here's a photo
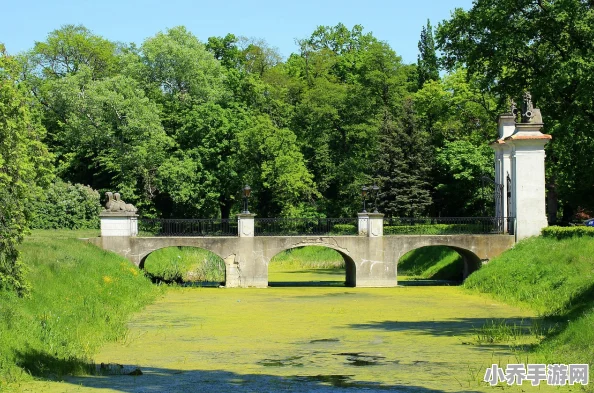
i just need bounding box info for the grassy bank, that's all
[397,246,463,280]
[269,246,344,270]
[144,246,346,285]
[144,247,225,284]
[0,230,160,386]
[464,234,594,367]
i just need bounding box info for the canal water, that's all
[18,271,544,393]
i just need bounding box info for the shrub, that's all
[29,180,101,230]
[330,224,357,235]
[541,225,594,240]
[384,224,482,235]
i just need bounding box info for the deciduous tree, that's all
[0,45,52,294]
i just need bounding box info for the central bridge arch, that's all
[266,243,357,287]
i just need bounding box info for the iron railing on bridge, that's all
[254,217,359,236]
[137,216,514,237]
[383,217,515,235]
[139,218,237,237]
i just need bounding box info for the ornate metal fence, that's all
[136,216,514,237]
[382,217,515,235]
[254,217,358,236]
[138,218,237,237]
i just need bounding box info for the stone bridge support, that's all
[88,234,515,288]
[89,197,515,288]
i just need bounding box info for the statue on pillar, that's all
[511,92,543,124]
[103,192,137,213]
[521,92,534,123]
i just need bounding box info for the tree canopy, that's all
[436,0,594,220]
[7,22,510,223]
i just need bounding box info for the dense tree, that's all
[289,24,415,216]
[433,140,494,216]
[27,24,118,80]
[6,21,529,230]
[42,68,172,211]
[374,99,432,216]
[206,33,243,69]
[437,0,594,220]
[417,20,439,89]
[414,69,498,216]
[0,45,52,294]
[128,29,316,218]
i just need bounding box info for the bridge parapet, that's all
[129,216,514,238]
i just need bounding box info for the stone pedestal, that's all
[367,213,384,237]
[358,213,369,236]
[100,212,138,237]
[358,213,384,237]
[237,213,256,237]
[493,114,515,220]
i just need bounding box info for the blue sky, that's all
[1,0,473,64]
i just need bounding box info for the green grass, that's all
[0,230,160,386]
[397,246,463,280]
[464,235,594,369]
[268,246,346,284]
[465,236,594,317]
[143,247,225,284]
[143,246,346,285]
[269,246,345,270]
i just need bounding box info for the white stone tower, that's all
[491,93,551,240]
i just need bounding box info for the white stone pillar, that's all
[100,212,138,237]
[367,213,384,237]
[237,213,256,237]
[507,122,551,240]
[357,213,369,236]
[491,114,516,231]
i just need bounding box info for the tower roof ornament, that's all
[511,91,542,124]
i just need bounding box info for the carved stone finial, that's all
[521,91,535,123]
[510,99,517,116]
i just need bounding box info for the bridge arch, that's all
[139,246,227,271]
[396,242,482,281]
[266,243,357,287]
[139,245,227,285]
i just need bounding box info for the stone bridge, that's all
[88,231,514,288]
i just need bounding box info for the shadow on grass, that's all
[397,246,461,276]
[535,281,594,344]
[427,259,464,281]
[15,355,464,392]
[551,281,594,321]
[14,349,95,379]
[273,268,346,276]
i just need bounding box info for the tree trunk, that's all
[546,180,558,225]
[561,201,575,225]
[220,199,233,220]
